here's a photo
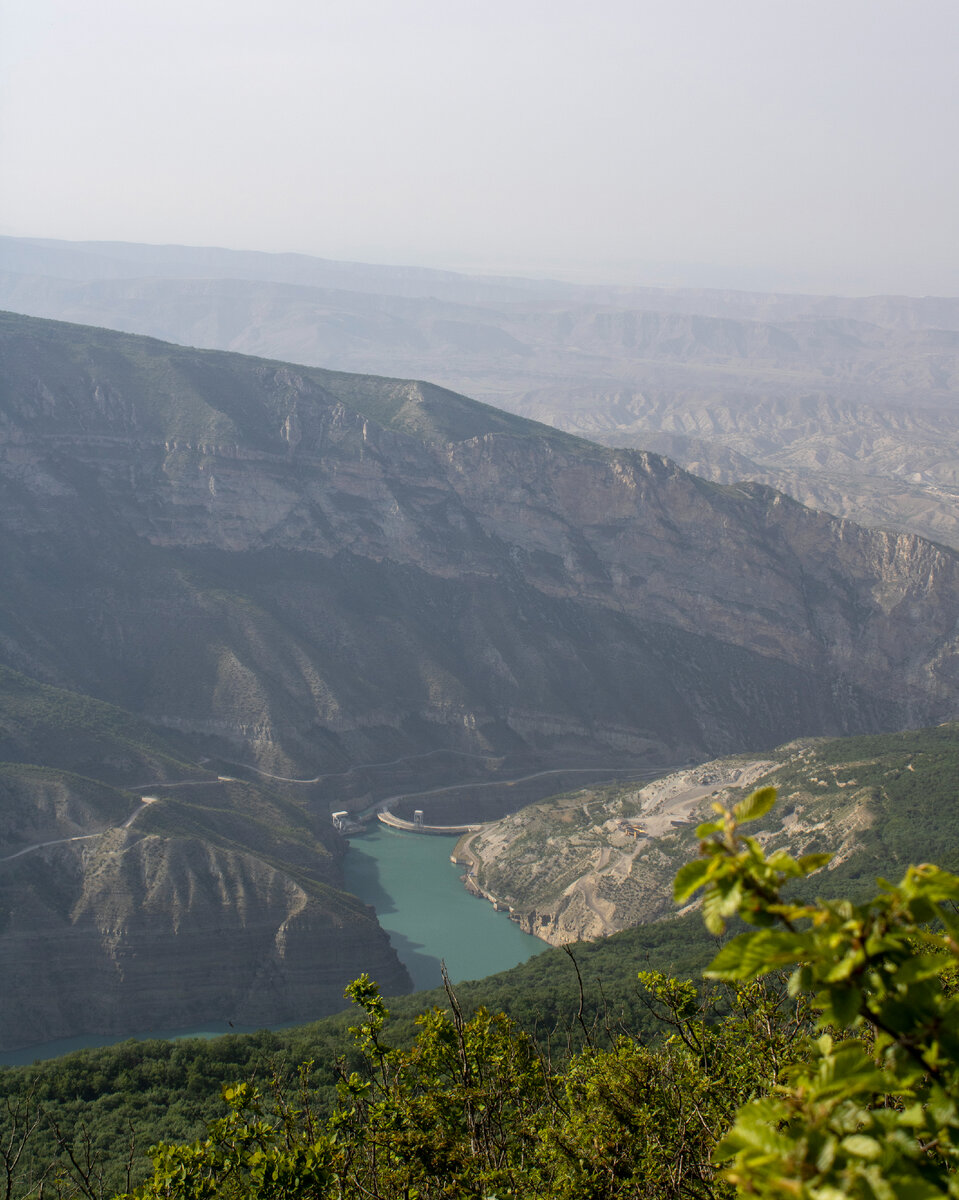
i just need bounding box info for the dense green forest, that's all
[0,911,717,1197]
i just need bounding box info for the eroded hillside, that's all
[0,668,409,1053]
[457,723,959,944]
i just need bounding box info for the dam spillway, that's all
[376,810,489,835]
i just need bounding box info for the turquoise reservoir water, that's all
[341,823,547,991]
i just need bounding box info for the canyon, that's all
[2,307,959,1050]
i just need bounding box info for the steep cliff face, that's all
[0,818,407,1052]
[2,311,959,785]
[532,391,959,551]
[0,672,411,1054]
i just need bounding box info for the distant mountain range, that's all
[3,236,959,548]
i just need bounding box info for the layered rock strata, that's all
[2,312,958,784]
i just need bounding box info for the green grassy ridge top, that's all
[0,309,586,452]
[0,761,348,902]
[0,665,198,784]
[0,665,373,929]
[129,785,383,910]
[746,722,959,888]
[0,666,344,876]
[0,763,135,855]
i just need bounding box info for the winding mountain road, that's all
[0,796,158,865]
[1,756,675,866]
[219,747,504,786]
[362,764,670,821]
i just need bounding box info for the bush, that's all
[680,785,959,1198]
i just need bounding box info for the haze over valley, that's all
[5,236,959,550]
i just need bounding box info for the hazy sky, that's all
[1,0,957,294]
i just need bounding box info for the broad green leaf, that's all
[705,929,806,980]
[673,857,712,902]
[733,786,777,824]
[702,880,741,935]
[815,1135,837,1173]
[826,983,863,1028]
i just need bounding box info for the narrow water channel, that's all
[341,823,547,991]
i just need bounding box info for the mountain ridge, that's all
[3,310,959,1049]
[6,235,959,549]
[3,310,959,780]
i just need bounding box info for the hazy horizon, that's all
[2,0,957,298]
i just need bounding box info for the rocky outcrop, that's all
[456,761,772,944]
[457,725,959,945]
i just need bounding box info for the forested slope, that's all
[2,722,958,1196]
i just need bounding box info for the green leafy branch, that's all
[680,786,959,1198]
